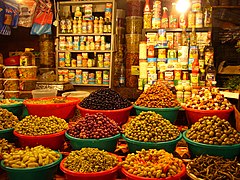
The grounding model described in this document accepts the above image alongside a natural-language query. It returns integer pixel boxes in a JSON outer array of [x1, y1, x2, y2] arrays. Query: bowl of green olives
[[183, 116, 240, 159], [1, 145, 62, 180]]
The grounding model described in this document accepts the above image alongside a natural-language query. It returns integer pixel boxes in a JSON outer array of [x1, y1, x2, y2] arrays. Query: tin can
[[63, 70, 69, 82], [189, 46, 198, 59], [167, 50, 177, 58], [104, 53, 110, 68], [88, 59, 93, 67], [58, 52, 65, 67], [103, 70, 109, 85], [82, 71, 89, 84], [65, 52, 71, 67], [174, 70, 182, 80], [68, 70, 75, 82], [71, 59, 77, 67], [77, 54, 82, 67], [190, 73, 199, 87], [147, 45, 155, 58], [88, 73, 95, 84], [182, 71, 189, 80], [158, 49, 166, 58], [75, 70, 82, 84], [58, 70, 64, 82], [176, 91, 184, 103], [98, 54, 104, 67], [96, 71, 102, 84]]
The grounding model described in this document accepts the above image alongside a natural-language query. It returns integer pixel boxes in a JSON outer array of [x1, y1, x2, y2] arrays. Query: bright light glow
[[176, 0, 191, 13]]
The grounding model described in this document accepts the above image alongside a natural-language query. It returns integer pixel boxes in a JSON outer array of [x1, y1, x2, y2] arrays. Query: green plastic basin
[[183, 131, 240, 159], [122, 133, 182, 153], [133, 105, 181, 123], [0, 128, 14, 142], [0, 152, 62, 180], [0, 99, 26, 119], [65, 132, 121, 152]]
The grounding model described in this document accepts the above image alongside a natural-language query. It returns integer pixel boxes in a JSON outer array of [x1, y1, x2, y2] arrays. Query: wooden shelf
[[58, 67, 110, 70], [72, 83, 109, 87], [57, 50, 111, 53], [144, 27, 211, 33], [58, 33, 112, 36], [213, 6, 240, 9], [59, 0, 115, 5]]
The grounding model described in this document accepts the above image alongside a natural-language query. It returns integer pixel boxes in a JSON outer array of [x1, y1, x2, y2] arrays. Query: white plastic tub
[[32, 89, 57, 98], [62, 91, 90, 100]]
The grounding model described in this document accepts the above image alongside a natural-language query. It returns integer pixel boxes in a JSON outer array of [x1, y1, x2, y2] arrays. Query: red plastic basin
[[23, 97, 81, 119], [121, 164, 186, 180], [60, 154, 121, 180], [183, 106, 234, 125], [13, 130, 66, 150], [77, 104, 133, 125]]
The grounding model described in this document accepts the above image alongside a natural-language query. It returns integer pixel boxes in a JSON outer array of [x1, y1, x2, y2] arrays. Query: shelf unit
[[55, 0, 116, 88], [143, 27, 212, 33]]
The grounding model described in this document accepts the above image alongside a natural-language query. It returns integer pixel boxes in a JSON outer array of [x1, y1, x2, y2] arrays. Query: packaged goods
[[187, 115, 240, 145], [135, 82, 180, 108], [88, 72, 95, 84], [3, 79, 19, 91], [0, 108, 19, 129], [15, 115, 68, 135], [121, 149, 184, 178], [126, 0, 144, 16], [103, 70, 109, 85], [3, 66, 18, 78], [82, 71, 88, 84], [58, 52, 65, 67], [126, 16, 143, 34], [68, 113, 119, 139], [2, 145, 61, 168], [96, 71, 102, 84], [125, 34, 141, 53], [79, 88, 131, 110], [63, 148, 118, 173], [68, 70, 75, 82], [18, 66, 37, 80], [4, 91, 20, 99]]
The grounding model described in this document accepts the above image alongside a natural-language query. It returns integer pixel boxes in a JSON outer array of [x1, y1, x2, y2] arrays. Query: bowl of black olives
[[77, 88, 133, 125], [183, 115, 240, 159]]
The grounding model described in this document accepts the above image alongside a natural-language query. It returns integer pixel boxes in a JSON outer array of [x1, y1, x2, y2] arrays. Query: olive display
[[184, 88, 232, 110], [135, 83, 180, 108], [0, 99, 21, 105], [79, 88, 132, 110], [187, 115, 240, 145], [187, 155, 240, 179], [67, 113, 120, 139], [121, 149, 184, 178], [0, 138, 15, 154], [124, 111, 180, 142], [0, 108, 19, 130], [25, 97, 72, 104], [63, 148, 118, 173], [14, 115, 68, 135], [2, 145, 61, 168]]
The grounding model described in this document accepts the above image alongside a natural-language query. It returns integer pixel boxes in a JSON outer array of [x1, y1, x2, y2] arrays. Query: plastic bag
[[18, 0, 37, 27], [3, 0, 19, 28], [0, 0, 6, 30], [30, 23, 51, 35]]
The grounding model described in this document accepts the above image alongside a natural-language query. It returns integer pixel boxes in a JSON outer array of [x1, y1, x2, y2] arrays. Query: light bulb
[[176, 0, 190, 13]]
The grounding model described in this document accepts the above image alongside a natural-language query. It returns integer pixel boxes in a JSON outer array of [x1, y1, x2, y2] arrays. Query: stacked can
[[114, 9, 126, 87], [125, 0, 144, 88]]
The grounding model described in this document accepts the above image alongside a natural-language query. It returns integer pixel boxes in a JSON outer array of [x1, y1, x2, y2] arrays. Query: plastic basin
[[0, 128, 15, 142], [183, 131, 240, 159], [122, 133, 182, 153], [121, 163, 186, 180], [77, 105, 133, 125], [65, 132, 121, 152], [23, 97, 81, 119], [13, 130, 66, 150], [133, 105, 181, 124], [60, 153, 121, 180], [0, 99, 24, 119], [182, 106, 234, 125], [0, 152, 62, 180]]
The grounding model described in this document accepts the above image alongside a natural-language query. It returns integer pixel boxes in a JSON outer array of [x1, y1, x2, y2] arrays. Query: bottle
[[192, 58, 199, 73], [119, 63, 125, 87], [161, 7, 168, 28], [20, 48, 35, 66], [195, 10, 203, 28], [204, 44, 214, 66], [204, 0, 212, 27], [77, 17, 82, 33], [72, 17, 77, 34], [66, 12, 73, 33], [103, 18, 108, 33], [75, 6, 82, 18], [143, 0, 152, 29], [205, 56, 216, 87], [190, 26, 197, 46], [60, 12, 67, 33], [199, 69, 206, 86], [107, 18, 112, 33], [94, 17, 99, 33], [188, 11, 195, 28], [87, 19, 93, 33], [199, 49, 205, 69], [169, 3, 178, 28], [179, 12, 187, 29], [99, 17, 104, 33], [181, 28, 188, 46]]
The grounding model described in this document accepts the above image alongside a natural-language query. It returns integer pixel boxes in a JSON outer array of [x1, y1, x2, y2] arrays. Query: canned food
[[75, 70, 82, 84], [59, 53, 65, 67], [88, 73, 95, 84], [167, 50, 177, 58], [158, 49, 166, 58], [82, 71, 89, 84], [96, 71, 102, 84], [68, 70, 75, 82], [103, 70, 109, 85], [71, 59, 77, 67]]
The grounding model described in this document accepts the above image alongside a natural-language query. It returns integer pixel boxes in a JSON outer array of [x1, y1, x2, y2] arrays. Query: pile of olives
[[0, 108, 19, 130], [124, 111, 180, 142], [0, 138, 15, 154], [79, 88, 132, 110], [67, 113, 120, 139], [14, 115, 68, 135], [135, 83, 180, 108], [184, 88, 232, 110], [2, 145, 61, 168], [63, 148, 118, 173], [187, 115, 240, 145], [121, 149, 184, 178]]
